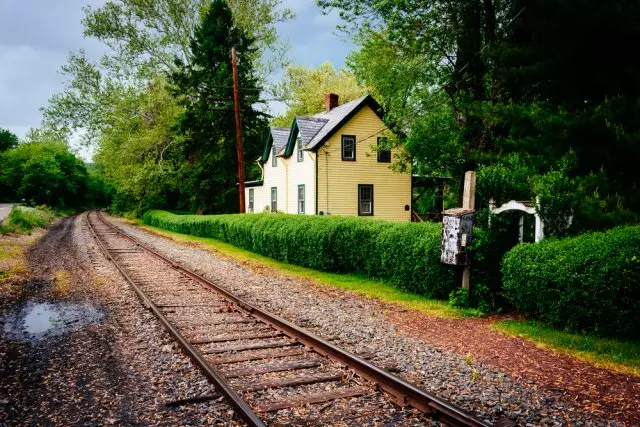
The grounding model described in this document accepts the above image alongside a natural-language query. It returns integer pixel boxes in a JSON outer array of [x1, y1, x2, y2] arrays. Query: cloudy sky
[[0, 0, 353, 159]]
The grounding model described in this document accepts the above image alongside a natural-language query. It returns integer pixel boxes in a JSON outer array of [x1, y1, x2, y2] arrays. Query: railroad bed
[[86, 211, 491, 426]]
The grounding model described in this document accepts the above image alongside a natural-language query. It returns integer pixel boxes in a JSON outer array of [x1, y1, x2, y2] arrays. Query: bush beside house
[[142, 210, 456, 298], [502, 226, 640, 339]]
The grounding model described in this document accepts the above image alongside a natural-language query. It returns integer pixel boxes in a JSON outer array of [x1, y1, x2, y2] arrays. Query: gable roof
[[306, 94, 375, 150], [260, 127, 290, 164], [281, 95, 384, 157]]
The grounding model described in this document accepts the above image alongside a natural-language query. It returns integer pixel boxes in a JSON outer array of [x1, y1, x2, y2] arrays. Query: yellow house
[[245, 94, 411, 222]]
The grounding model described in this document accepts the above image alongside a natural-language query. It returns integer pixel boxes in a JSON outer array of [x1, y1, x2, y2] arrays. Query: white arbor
[[488, 198, 544, 242]]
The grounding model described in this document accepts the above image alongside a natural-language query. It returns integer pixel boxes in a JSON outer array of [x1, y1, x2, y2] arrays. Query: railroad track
[[86, 210, 491, 426]]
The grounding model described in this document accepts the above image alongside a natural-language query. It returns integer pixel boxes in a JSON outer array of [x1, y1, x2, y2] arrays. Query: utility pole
[[231, 46, 246, 213]]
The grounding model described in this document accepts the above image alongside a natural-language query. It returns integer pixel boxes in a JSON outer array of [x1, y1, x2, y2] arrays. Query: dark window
[[341, 135, 356, 161], [248, 188, 254, 213], [298, 185, 305, 214], [271, 187, 277, 212], [358, 184, 373, 216], [297, 136, 304, 162], [271, 146, 277, 167], [377, 137, 391, 163]]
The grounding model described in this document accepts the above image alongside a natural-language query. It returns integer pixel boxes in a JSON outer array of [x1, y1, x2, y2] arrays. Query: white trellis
[[488, 198, 544, 242]]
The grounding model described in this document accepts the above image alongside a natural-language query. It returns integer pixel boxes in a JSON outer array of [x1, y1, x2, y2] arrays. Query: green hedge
[[143, 210, 456, 298], [502, 226, 640, 339]]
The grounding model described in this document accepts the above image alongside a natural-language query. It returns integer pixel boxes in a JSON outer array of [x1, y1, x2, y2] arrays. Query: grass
[[53, 270, 71, 296], [1, 206, 54, 234], [495, 319, 640, 377], [132, 220, 480, 318]]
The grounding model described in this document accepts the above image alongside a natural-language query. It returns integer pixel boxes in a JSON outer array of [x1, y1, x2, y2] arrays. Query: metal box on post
[[441, 208, 474, 266]]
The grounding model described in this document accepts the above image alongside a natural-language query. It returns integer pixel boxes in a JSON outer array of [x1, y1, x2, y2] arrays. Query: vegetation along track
[[86, 210, 491, 426]]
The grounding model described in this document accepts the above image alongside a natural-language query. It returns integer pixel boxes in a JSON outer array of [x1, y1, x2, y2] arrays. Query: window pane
[[377, 137, 391, 162], [272, 146, 277, 166], [360, 187, 371, 201], [297, 137, 304, 162], [342, 136, 355, 160], [358, 185, 373, 215]]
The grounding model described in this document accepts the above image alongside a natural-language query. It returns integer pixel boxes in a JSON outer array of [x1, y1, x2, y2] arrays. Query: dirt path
[[0, 216, 233, 425], [0, 217, 139, 425]]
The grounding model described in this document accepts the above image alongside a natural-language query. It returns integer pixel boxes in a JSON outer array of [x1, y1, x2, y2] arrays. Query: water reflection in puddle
[[1, 301, 105, 342]]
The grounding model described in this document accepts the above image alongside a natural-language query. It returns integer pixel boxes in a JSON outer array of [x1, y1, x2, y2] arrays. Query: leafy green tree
[[0, 141, 92, 208], [0, 128, 18, 152], [92, 77, 185, 214], [81, 0, 293, 78], [323, 0, 640, 229], [171, 0, 268, 213], [271, 62, 368, 127]]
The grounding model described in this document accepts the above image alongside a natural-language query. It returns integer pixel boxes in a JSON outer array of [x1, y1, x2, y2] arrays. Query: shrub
[[1, 206, 54, 234], [143, 210, 456, 298], [502, 226, 640, 339]]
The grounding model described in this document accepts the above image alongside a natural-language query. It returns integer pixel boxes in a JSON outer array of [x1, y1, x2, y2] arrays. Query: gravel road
[[113, 217, 620, 426]]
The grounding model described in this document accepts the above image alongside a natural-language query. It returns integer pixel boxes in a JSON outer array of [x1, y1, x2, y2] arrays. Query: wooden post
[[232, 47, 246, 213], [461, 171, 476, 293], [462, 171, 476, 210]]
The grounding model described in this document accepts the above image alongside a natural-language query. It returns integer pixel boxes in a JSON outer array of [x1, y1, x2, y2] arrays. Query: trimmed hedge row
[[502, 226, 640, 339], [143, 210, 456, 298]]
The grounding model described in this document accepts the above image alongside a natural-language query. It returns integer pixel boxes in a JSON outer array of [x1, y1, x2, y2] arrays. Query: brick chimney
[[325, 93, 339, 111]]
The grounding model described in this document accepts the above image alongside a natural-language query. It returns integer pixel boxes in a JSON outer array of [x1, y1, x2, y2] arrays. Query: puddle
[[1, 301, 105, 342]]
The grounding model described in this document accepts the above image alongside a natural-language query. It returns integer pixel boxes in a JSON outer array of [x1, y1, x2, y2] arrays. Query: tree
[[271, 62, 368, 127], [93, 77, 186, 214], [0, 128, 18, 152], [322, 0, 640, 230], [42, 0, 293, 146], [82, 0, 293, 78], [171, 0, 268, 213], [0, 141, 92, 208]]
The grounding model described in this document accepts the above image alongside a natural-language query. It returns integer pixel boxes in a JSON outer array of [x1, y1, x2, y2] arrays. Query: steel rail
[[92, 211, 491, 427], [86, 212, 266, 427]]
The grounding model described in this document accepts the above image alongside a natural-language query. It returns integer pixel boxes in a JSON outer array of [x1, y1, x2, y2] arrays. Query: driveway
[[0, 203, 14, 224]]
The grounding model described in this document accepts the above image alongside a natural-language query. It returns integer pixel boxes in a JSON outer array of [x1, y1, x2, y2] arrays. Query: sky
[[0, 0, 353, 161]]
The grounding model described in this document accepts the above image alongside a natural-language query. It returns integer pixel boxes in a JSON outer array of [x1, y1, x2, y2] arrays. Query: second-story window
[[271, 146, 277, 167], [377, 137, 391, 163], [297, 135, 304, 162], [342, 135, 356, 161]]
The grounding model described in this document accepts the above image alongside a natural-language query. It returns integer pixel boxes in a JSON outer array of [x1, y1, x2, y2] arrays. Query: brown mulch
[[386, 311, 640, 425]]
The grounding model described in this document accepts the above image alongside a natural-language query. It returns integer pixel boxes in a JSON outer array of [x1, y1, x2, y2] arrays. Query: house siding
[[245, 149, 316, 215], [285, 150, 316, 215], [316, 105, 411, 222]]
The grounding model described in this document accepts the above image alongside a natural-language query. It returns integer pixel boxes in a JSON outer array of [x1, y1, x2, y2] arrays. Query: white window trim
[[298, 184, 305, 214]]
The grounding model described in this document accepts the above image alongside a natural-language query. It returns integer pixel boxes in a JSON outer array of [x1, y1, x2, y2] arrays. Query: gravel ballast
[[113, 217, 619, 426], [0, 215, 235, 425]]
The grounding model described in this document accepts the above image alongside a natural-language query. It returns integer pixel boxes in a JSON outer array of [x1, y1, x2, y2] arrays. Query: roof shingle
[[270, 127, 290, 153]]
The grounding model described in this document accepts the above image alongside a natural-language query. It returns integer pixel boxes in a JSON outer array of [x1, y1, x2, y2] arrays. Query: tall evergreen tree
[[171, 0, 267, 213]]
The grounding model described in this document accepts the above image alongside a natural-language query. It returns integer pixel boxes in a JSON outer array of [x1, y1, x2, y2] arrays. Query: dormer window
[[297, 135, 304, 162], [271, 145, 277, 167]]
